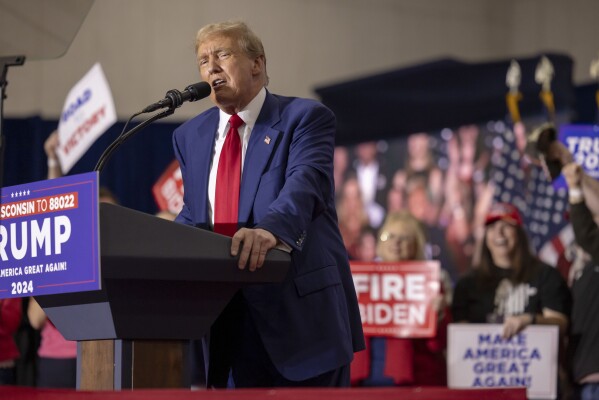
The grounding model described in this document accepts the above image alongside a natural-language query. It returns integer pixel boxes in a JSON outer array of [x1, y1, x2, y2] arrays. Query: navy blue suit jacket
[[173, 91, 364, 381]]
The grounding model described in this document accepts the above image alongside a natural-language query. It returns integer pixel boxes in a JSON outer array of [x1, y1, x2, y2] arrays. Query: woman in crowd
[[351, 211, 451, 386], [452, 202, 570, 338], [27, 298, 76, 388], [452, 202, 572, 396]]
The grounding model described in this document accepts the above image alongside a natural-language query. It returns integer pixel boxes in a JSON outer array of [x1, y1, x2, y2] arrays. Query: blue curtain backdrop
[[315, 53, 576, 145], [573, 82, 599, 124], [3, 117, 180, 215]]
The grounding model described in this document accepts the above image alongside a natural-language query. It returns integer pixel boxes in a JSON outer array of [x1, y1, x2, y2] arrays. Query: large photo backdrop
[[3, 53, 596, 285]]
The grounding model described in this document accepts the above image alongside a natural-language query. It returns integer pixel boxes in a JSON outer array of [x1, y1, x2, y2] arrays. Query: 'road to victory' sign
[[0, 172, 100, 298]]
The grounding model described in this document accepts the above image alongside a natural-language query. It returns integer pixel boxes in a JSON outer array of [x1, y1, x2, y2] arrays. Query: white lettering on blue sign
[[0, 216, 71, 261], [566, 136, 599, 172]]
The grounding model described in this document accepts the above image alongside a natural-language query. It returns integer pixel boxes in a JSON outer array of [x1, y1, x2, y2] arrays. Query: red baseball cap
[[484, 202, 523, 226]]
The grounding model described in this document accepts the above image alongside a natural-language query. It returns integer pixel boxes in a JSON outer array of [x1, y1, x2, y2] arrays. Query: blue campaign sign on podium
[[0, 172, 100, 298]]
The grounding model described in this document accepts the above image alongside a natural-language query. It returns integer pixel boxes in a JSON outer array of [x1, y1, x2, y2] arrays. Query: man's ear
[[252, 55, 265, 76]]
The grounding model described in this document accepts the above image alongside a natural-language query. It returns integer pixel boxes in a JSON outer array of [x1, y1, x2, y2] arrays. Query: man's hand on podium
[[231, 228, 277, 272]]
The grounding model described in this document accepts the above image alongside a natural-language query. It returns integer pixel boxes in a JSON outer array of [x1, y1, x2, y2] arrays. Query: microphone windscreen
[[187, 82, 211, 101]]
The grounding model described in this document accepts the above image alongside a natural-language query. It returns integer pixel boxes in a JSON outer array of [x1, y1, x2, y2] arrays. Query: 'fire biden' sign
[[351, 260, 440, 338]]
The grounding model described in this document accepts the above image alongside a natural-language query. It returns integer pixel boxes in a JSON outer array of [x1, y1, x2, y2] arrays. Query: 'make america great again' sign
[[351, 260, 440, 338], [0, 172, 100, 299]]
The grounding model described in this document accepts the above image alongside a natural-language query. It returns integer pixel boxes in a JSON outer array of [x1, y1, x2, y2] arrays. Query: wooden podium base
[[77, 340, 190, 390]]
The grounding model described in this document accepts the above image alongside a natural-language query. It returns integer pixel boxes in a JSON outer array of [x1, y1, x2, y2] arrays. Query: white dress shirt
[[208, 87, 267, 226]]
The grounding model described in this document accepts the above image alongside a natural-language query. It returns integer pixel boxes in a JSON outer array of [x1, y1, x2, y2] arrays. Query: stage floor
[[0, 386, 527, 400]]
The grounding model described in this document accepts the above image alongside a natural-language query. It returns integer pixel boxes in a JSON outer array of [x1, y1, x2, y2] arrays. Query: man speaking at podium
[[172, 20, 364, 388]]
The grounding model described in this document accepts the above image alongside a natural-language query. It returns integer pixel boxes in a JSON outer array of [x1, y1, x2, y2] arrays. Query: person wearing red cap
[[452, 202, 570, 339]]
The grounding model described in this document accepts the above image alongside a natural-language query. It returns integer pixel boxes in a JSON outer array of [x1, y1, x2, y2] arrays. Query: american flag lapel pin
[[264, 135, 271, 145]]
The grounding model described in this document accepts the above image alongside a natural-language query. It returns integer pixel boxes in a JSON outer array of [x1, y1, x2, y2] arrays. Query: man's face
[[407, 133, 429, 158], [406, 187, 430, 222], [355, 142, 377, 164], [197, 34, 262, 114]]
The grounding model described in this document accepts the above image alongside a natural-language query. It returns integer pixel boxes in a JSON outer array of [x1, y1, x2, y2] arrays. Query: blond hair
[[377, 210, 427, 260], [195, 20, 269, 85]]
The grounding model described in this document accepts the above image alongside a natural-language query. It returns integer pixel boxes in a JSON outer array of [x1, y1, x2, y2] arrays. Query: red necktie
[[214, 114, 243, 237]]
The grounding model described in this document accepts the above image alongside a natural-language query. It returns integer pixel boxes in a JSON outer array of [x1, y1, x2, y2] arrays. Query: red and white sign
[[57, 63, 117, 173], [152, 160, 184, 214], [351, 260, 440, 338]]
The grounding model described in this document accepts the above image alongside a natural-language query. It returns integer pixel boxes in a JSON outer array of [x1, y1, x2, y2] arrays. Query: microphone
[[142, 81, 211, 113]]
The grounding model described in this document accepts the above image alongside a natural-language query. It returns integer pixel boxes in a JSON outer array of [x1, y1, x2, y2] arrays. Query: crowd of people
[[335, 127, 492, 284], [335, 122, 599, 399], [1, 18, 597, 400]]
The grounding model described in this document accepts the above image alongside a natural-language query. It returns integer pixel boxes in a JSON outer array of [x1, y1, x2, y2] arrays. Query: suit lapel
[[238, 92, 281, 225], [189, 110, 218, 223]]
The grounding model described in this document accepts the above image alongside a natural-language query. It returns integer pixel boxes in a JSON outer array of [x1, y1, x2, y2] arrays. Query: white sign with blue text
[[57, 63, 116, 173], [447, 323, 558, 400]]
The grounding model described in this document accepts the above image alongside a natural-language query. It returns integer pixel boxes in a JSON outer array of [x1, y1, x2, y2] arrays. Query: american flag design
[[489, 121, 576, 281]]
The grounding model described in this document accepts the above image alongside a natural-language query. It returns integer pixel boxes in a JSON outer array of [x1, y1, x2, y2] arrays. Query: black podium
[[35, 203, 291, 390]]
